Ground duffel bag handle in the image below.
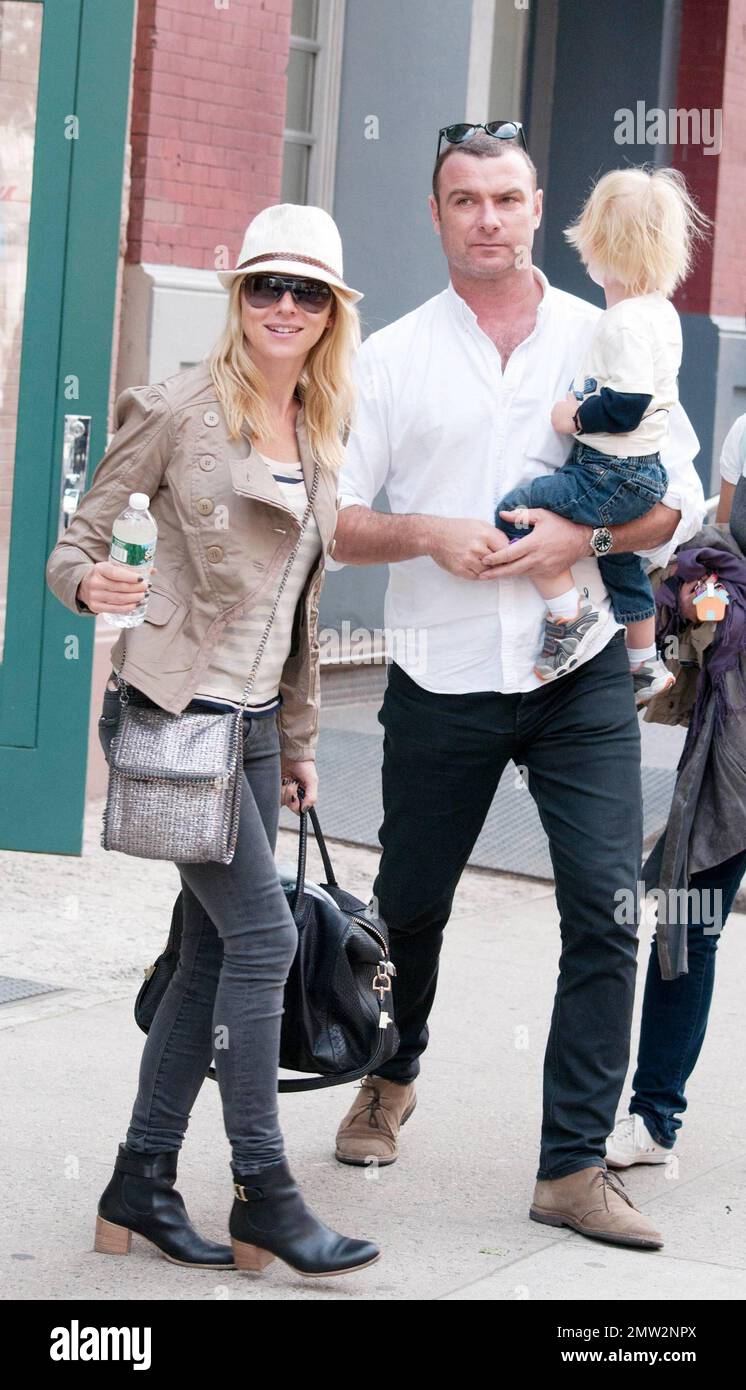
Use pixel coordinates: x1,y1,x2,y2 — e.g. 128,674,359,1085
289,799,338,916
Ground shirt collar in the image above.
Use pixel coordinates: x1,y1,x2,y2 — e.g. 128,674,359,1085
445,263,552,327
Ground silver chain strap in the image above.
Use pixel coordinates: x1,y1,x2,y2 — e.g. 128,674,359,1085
114,459,320,711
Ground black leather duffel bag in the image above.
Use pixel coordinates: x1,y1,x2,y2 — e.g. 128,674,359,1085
134,805,399,1092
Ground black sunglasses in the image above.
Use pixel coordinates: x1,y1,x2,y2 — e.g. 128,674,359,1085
436,119,527,162
241,272,333,313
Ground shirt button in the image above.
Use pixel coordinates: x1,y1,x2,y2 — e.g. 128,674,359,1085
203,410,220,427
206,545,223,563
199,455,216,471
196,498,214,515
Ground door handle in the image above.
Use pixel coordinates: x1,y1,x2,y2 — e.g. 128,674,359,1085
58,414,91,537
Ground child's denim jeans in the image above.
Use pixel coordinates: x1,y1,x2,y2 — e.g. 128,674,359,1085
495,440,669,624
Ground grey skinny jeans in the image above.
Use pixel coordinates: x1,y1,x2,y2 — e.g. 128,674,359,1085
98,684,298,1173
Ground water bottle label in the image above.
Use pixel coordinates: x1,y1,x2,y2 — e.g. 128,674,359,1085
110,535,156,567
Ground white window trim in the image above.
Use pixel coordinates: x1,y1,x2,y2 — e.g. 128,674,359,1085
465,0,529,125
283,0,346,210
465,0,496,120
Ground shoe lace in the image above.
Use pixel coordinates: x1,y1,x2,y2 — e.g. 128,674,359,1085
601,1167,636,1209
355,1081,398,1139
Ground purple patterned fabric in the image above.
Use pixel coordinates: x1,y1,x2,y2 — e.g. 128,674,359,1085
656,546,746,747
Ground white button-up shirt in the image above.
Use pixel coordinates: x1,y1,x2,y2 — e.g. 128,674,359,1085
327,268,706,694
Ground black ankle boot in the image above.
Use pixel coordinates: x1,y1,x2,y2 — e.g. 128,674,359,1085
229,1156,380,1276
95,1143,235,1267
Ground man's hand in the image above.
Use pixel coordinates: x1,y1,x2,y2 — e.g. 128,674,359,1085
429,517,511,579
550,391,580,435
478,508,591,580
281,759,318,814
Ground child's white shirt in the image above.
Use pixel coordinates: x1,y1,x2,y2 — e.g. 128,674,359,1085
572,291,683,458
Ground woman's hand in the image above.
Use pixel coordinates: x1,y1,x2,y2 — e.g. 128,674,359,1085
77,560,156,614
678,578,700,624
281,759,318,814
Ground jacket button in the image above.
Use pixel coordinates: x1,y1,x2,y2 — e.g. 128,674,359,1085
206,545,224,563
199,455,216,471
328,538,336,556
203,410,220,427
196,498,214,515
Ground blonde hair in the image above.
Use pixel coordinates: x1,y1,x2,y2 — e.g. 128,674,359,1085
564,165,710,297
207,276,361,471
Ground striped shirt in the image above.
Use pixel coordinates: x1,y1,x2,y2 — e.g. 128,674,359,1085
193,449,321,715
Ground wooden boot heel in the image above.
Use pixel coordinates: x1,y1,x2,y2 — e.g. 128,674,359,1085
230,1239,275,1272
94,1214,133,1254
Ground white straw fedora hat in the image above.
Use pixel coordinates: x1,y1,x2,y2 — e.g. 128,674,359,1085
217,202,363,302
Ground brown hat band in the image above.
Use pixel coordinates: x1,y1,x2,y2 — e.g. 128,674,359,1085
236,251,340,277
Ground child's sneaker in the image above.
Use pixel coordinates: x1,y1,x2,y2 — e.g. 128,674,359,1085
632,656,676,707
534,595,607,682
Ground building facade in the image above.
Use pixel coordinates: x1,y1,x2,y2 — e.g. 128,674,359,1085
1,0,744,851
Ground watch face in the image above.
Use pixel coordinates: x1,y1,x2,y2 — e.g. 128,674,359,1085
593,528,613,555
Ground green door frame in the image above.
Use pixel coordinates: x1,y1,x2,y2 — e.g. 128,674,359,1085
0,0,136,852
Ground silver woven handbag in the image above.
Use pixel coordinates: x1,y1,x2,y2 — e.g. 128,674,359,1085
101,460,319,864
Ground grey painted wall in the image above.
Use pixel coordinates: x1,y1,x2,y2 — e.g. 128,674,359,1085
531,0,714,490
534,0,669,301
321,0,474,634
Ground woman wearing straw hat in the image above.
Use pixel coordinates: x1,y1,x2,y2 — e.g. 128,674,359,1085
46,204,380,1278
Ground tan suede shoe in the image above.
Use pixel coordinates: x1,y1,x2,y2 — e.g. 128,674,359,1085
530,1164,663,1249
335,1076,417,1166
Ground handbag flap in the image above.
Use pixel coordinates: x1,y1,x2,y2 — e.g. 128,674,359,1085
110,704,241,781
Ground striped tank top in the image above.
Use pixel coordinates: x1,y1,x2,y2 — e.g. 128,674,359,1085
192,448,322,715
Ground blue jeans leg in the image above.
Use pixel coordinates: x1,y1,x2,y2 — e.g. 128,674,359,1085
629,845,746,1146
495,464,657,620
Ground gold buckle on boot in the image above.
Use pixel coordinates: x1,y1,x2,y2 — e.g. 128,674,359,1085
234,1181,263,1201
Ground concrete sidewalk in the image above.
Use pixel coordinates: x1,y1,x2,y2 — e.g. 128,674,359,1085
1,794,745,1302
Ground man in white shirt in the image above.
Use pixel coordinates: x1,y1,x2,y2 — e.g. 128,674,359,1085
716,411,746,532
328,132,705,1249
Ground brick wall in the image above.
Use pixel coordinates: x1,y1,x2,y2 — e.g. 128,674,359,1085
671,0,729,317
710,0,746,316
127,0,292,272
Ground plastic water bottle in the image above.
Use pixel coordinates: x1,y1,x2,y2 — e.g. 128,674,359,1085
102,492,158,628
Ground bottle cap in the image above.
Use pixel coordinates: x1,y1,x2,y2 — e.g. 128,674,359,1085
129,492,150,510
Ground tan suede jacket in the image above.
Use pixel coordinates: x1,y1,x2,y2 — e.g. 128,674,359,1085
45,361,340,762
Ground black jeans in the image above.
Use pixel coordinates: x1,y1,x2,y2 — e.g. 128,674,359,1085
370,630,643,1181
98,686,298,1173
630,842,746,1147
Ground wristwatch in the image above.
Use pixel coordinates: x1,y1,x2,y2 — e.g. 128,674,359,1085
589,526,613,557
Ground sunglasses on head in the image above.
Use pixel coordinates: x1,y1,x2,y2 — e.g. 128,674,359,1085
436,119,527,162
241,272,333,313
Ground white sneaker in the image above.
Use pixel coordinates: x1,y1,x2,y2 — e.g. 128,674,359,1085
605,1113,673,1168
632,655,676,707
